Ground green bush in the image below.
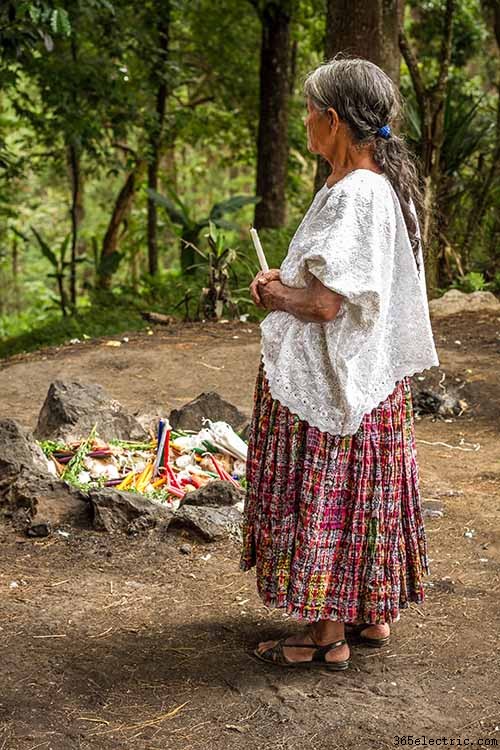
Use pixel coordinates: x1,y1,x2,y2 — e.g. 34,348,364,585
452,271,489,293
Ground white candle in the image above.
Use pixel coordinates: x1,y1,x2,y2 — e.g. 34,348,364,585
249,227,269,273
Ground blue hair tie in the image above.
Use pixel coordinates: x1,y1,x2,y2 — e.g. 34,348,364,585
377,124,391,139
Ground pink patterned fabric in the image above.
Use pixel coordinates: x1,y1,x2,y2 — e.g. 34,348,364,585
240,364,429,624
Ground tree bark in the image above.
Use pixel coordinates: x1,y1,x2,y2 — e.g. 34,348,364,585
253,0,293,229
98,162,144,290
147,1,171,277
315,0,403,193
67,141,83,310
325,0,402,79
66,31,84,311
11,237,20,313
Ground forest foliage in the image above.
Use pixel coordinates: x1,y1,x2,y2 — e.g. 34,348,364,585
0,0,499,357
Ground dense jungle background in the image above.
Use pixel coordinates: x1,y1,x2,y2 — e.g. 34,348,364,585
0,0,499,358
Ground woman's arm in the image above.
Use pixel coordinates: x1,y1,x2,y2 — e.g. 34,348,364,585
258,274,343,323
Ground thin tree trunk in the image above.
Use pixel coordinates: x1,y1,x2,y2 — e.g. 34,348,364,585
12,238,20,313
99,162,144,290
289,37,298,95
66,31,83,311
253,0,293,229
147,1,171,276
67,141,83,310
164,136,177,192
315,0,403,193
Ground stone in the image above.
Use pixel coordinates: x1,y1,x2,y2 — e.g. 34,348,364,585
134,410,164,436
182,480,244,508
27,520,51,537
179,543,192,555
127,515,158,536
169,392,248,432
87,488,174,534
0,418,90,527
169,504,242,543
429,289,500,318
0,418,51,480
34,381,148,442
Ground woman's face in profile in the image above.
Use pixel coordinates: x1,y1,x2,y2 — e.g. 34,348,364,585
304,98,334,158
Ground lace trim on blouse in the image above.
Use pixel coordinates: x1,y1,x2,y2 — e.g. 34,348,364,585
259,169,439,436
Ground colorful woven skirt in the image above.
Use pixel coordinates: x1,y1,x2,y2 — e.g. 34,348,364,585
240,364,429,624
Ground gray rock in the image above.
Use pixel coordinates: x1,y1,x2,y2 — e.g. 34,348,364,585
35,381,148,442
27,520,51,537
429,289,500,317
87,488,174,534
169,504,242,542
134,410,164,436
182,480,244,508
179,543,192,555
169,392,248,432
0,418,51,480
0,418,90,527
127,515,158,536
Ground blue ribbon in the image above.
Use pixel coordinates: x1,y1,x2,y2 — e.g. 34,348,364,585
377,124,391,139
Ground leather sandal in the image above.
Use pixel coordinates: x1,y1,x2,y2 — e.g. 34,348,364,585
346,623,390,648
253,637,349,670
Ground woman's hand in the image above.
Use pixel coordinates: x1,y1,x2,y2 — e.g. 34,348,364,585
259,279,283,311
250,268,281,307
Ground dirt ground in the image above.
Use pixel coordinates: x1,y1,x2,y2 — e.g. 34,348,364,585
0,312,499,750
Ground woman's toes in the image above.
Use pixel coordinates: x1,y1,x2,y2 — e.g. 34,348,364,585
256,639,276,654
361,623,390,639
325,642,350,664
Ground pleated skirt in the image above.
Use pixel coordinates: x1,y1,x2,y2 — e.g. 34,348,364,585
240,363,429,624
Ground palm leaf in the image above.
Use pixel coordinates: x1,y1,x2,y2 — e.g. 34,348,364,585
31,226,58,268
209,195,258,221
147,189,189,228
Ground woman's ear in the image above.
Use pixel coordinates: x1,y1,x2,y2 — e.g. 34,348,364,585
327,107,339,132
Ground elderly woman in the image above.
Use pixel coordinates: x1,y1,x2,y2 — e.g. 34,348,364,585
240,58,439,670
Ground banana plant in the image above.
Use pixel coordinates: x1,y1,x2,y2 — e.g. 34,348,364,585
147,186,259,274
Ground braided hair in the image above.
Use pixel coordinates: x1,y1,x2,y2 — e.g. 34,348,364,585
303,57,423,268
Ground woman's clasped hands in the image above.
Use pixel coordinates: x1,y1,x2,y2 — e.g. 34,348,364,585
250,269,282,309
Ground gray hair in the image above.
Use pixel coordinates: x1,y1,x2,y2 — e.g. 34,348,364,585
304,57,422,265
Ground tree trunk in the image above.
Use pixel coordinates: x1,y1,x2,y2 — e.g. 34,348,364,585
325,0,402,77
67,141,83,310
164,136,177,192
11,238,20,313
147,2,171,276
98,162,144,290
253,0,293,229
315,0,403,193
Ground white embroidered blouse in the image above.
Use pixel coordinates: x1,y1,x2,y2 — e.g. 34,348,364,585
260,168,439,436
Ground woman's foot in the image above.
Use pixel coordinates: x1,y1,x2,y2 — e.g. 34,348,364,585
347,621,391,646
255,622,350,665
357,623,390,640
